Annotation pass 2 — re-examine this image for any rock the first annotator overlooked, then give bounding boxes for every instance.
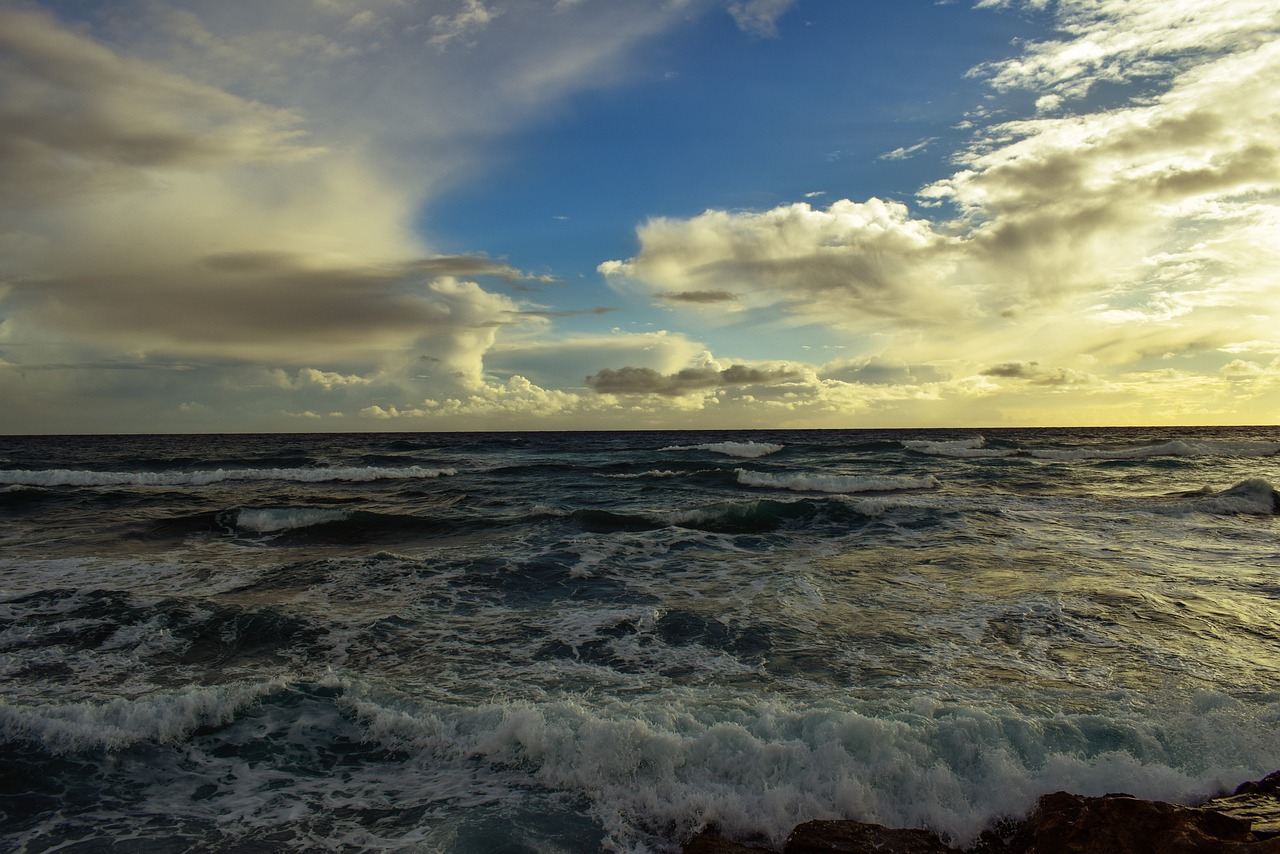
[997,790,1277,853]
[682,829,773,854]
[679,772,1280,854]
[1205,771,1280,839]
[783,819,960,854]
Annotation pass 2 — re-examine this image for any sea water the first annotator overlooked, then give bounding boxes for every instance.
[1,428,1278,852]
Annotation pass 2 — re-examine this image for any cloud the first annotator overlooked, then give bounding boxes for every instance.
[879,138,937,161]
[487,329,707,391]
[601,198,964,330]
[586,363,801,396]
[428,0,499,50]
[820,359,951,386]
[726,0,798,37]
[971,0,1279,100]
[2,1,760,433]
[981,361,1097,386]
[603,0,1280,417]
[0,5,320,213]
[656,290,738,304]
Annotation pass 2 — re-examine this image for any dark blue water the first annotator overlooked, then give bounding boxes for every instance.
[2,428,1278,851]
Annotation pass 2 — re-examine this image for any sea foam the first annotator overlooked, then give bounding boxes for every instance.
[341,687,1277,852]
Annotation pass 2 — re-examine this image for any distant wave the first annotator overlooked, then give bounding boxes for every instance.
[660,441,783,459]
[736,469,940,494]
[0,465,457,488]
[594,470,686,480]
[1030,440,1280,461]
[902,437,1013,458]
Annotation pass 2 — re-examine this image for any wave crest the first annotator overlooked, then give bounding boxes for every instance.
[1031,440,1280,461]
[661,441,783,459]
[233,507,354,533]
[736,470,940,494]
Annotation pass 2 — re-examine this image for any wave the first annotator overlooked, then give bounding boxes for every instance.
[212,506,467,542]
[736,469,941,494]
[0,465,457,488]
[233,507,354,533]
[6,678,1271,853]
[1178,478,1280,515]
[1030,439,1280,461]
[660,441,784,459]
[343,689,1279,852]
[902,436,1014,458]
[0,678,288,754]
[594,470,686,480]
[668,496,882,533]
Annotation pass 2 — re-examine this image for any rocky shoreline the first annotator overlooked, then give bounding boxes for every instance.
[684,771,1280,853]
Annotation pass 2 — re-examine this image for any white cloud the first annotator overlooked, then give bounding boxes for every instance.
[428,0,499,50]
[601,198,965,330]
[726,0,798,37]
[601,0,1280,424]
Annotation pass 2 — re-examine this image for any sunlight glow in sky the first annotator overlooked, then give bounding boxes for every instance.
[2,0,1278,432]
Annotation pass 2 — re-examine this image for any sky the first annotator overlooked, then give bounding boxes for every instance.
[1,0,1278,433]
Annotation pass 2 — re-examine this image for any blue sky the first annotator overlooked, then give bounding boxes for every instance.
[1,0,1278,432]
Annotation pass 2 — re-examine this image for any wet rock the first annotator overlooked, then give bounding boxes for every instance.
[680,772,1280,854]
[686,834,762,854]
[682,829,773,853]
[783,820,960,854]
[996,790,1276,853]
[1204,771,1280,839]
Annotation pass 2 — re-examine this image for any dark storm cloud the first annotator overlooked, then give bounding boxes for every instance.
[656,290,738,304]
[8,257,521,364]
[982,361,1094,386]
[586,363,800,396]
[0,5,318,211]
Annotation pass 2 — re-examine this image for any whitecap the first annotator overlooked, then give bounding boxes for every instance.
[1188,478,1280,515]
[660,441,784,459]
[0,679,286,754]
[902,436,1014,458]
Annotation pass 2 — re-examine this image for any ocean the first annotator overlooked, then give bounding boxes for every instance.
[1,427,1278,853]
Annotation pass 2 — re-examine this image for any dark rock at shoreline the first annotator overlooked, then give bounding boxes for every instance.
[1204,770,1280,839]
[682,771,1280,854]
[991,790,1259,852]
[785,820,961,853]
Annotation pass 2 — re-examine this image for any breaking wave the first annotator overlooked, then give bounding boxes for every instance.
[903,437,1014,458]
[1179,478,1280,515]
